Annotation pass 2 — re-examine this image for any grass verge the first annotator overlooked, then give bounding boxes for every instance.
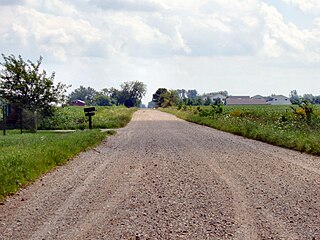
[161,105,320,156]
[40,105,137,130]
[0,130,112,201]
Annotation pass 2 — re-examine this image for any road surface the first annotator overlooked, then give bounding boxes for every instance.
[1,110,320,239]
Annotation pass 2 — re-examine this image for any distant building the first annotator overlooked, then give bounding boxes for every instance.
[203,93,228,104]
[225,96,267,105]
[267,95,291,105]
[70,99,86,106]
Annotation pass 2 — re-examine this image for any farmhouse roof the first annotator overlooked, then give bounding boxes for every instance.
[271,95,289,99]
[228,96,250,99]
[225,98,267,105]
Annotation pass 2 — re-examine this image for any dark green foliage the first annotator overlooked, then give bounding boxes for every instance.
[68,81,146,108]
[117,81,147,107]
[0,54,68,114]
[68,86,98,105]
[160,90,179,108]
[152,88,168,108]
[0,54,68,132]
[291,100,316,125]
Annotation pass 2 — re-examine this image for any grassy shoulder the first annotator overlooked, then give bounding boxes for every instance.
[161,105,320,156]
[40,105,137,130]
[0,130,113,201]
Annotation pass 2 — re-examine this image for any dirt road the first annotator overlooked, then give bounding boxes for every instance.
[1,110,320,239]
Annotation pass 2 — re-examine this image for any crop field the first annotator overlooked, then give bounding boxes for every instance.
[162,104,320,155]
[40,105,136,130]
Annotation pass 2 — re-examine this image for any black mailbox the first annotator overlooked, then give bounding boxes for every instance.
[84,107,96,129]
[84,107,96,113]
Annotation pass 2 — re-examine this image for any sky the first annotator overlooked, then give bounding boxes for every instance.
[0,0,320,104]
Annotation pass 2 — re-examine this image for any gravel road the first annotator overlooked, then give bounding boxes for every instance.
[1,110,320,239]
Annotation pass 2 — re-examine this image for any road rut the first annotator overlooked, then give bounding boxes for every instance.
[1,110,320,239]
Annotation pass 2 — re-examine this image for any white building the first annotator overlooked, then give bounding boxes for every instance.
[267,95,291,105]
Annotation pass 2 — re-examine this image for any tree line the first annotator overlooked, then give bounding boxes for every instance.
[67,81,146,108]
[0,54,146,133]
[150,88,227,108]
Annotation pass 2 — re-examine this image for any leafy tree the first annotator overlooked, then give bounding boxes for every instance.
[177,89,187,100]
[289,90,300,104]
[0,54,68,131]
[302,94,315,104]
[187,89,198,99]
[152,88,168,108]
[195,96,203,106]
[204,96,213,106]
[94,94,111,106]
[116,81,147,108]
[68,86,98,105]
[160,90,179,108]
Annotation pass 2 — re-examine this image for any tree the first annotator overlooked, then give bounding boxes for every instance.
[302,94,315,104]
[160,90,179,108]
[94,94,111,106]
[0,54,68,131]
[152,88,168,108]
[116,81,147,108]
[68,86,98,105]
[289,90,300,104]
[176,89,187,100]
[187,89,198,99]
[203,97,213,106]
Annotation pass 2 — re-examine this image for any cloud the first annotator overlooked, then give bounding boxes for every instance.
[280,0,320,14]
[0,0,22,6]
[90,0,164,12]
[1,0,320,102]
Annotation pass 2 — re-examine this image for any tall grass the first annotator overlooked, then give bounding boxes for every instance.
[40,105,136,130]
[162,105,320,155]
[0,130,112,200]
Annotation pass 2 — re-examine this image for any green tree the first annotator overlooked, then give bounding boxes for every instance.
[0,54,68,131]
[116,81,147,108]
[289,90,300,104]
[160,90,179,108]
[94,94,111,106]
[203,96,213,106]
[152,88,168,108]
[68,86,98,105]
[187,89,198,99]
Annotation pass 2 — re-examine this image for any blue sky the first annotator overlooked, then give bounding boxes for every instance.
[0,0,320,103]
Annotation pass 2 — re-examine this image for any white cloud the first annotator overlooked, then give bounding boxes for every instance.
[280,0,320,14]
[1,0,320,101]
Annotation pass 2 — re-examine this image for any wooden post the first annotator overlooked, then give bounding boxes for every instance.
[2,104,6,136]
[84,107,96,130]
[20,107,23,134]
[89,115,92,129]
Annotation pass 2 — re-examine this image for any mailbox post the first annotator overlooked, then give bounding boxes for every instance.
[84,107,96,129]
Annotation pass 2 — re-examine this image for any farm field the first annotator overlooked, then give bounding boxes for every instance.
[40,105,137,130]
[162,105,320,155]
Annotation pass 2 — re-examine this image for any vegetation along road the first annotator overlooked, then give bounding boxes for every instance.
[1,110,320,239]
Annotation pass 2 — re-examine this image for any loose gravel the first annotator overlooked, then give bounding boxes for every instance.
[0,110,320,239]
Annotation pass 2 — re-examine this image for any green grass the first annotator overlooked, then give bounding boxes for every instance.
[0,130,113,201]
[40,105,136,130]
[162,105,320,155]
[0,105,137,201]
